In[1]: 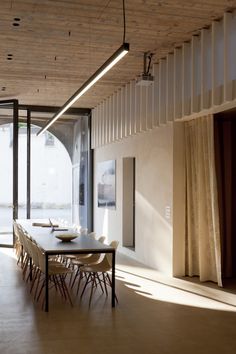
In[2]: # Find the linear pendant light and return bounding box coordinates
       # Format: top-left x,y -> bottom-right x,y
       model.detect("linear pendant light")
37,42 -> 129,136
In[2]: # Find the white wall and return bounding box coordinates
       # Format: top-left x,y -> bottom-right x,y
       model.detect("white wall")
94,124 -> 173,275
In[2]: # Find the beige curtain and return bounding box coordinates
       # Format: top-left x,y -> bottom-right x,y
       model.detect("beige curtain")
185,114 -> 222,286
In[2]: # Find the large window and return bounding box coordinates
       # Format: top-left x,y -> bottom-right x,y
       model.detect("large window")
0,112 -> 92,245
30,125 -> 72,223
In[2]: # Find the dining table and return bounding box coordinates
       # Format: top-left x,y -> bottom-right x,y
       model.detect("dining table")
16,219 -> 116,312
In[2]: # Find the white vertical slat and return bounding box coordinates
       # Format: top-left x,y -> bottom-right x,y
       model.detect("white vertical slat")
105,100 -> 108,145
113,92 -> 117,141
97,106 -> 100,147
140,86 -> 147,131
91,108 -> 96,149
117,89 -> 122,140
212,20 -> 224,106
130,80 -> 136,135
223,12 -> 236,102
191,35 -> 201,113
107,98 -> 111,144
224,12 -> 232,102
110,95 -> 114,143
108,98 -> 111,144
182,42 -> 191,116
121,86 -> 126,138
102,100 -> 106,145
135,84 -> 141,134
100,101 -> 105,146
106,98 -> 110,144
146,82 -> 153,129
159,58 -> 167,125
126,82 -> 131,136
95,106 -> 99,148
201,28 -> 212,110
167,53 -> 174,122
106,97 -> 109,144
97,103 -> 101,147
98,102 -> 102,146
103,100 -> 107,145
140,85 -> 147,132
99,102 -> 102,146
91,108 -> 95,149
174,47 -> 183,120
152,63 -> 159,127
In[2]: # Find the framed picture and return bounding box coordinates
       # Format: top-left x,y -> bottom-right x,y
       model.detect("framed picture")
97,160 -> 116,209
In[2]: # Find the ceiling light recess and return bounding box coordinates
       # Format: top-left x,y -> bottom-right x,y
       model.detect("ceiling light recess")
37,42 -> 129,136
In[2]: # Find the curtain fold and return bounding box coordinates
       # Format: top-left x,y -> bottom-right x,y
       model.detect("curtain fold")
185,115 -> 222,286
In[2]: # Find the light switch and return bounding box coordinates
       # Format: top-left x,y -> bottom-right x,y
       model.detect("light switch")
165,206 -> 171,219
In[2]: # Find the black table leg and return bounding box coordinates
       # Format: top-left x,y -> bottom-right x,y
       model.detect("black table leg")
45,253 -> 49,312
111,250 -> 116,307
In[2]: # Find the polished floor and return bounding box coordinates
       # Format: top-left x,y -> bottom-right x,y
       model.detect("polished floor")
1,248 -> 236,354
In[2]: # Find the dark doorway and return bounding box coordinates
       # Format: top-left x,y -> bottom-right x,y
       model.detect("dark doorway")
214,110 -> 236,280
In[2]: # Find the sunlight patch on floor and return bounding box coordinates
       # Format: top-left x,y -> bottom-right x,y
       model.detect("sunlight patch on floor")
116,268 -> 236,312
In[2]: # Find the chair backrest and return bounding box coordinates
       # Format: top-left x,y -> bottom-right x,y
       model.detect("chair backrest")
26,238 -> 39,268
88,231 -> 96,239
13,221 -> 24,245
80,228 -> 88,235
36,246 -> 46,272
83,236 -> 105,264
72,224 -> 81,232
98,236 -> 105,244
13,220 -> 20,241
18,228 -> 31,254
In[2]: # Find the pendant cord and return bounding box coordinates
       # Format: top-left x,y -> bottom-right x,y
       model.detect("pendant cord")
123,0 -> 126,43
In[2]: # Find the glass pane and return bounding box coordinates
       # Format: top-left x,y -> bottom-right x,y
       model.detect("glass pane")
30,126 -> 72,224
0,123 -> 13,245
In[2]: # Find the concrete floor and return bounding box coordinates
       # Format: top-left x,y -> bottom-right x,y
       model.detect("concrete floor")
1,248 -> 236,354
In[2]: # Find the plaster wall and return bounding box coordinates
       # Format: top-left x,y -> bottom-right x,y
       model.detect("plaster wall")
94,124 -> 173,275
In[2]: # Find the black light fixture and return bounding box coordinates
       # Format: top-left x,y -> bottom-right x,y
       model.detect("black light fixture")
37,43 -> 129,136
37,0 -> 129,136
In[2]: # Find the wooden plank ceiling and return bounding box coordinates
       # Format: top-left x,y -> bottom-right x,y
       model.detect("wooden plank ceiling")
0,0 -> 236,109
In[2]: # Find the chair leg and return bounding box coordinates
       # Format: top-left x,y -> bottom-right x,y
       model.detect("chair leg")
76,270 -> 87,295
22,255 -> 29,280
95,273 -> 104,293
69,264 -> 76,286
34,272 -> 42,301
30,267 -> 39,293
102,273 -> 108,295
60,275 -> 73,306
89,274 -> 96,307
71,266 -> 80,289
37,279 -> 45,302
80,273 -> 92,298
59,275 -> 68,300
